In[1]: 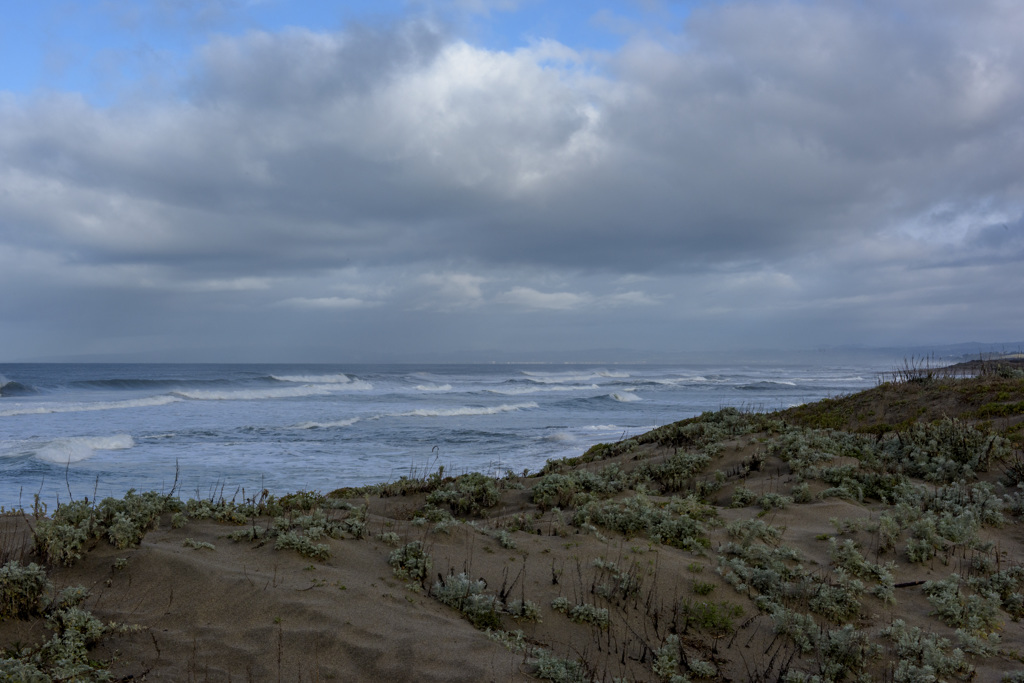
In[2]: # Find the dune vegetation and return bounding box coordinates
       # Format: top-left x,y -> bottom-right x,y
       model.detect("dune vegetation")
2,359 -> 1024,681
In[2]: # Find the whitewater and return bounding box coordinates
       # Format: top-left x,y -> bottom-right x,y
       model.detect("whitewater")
0,362 -> 889,509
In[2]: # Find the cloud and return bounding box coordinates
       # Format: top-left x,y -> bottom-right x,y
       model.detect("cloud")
2,1 -> 1024,359
418,272 -> 487,308
496,286 -> 589,310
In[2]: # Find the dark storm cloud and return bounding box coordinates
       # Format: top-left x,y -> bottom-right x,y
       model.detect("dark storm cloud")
1,0 -> 1023,360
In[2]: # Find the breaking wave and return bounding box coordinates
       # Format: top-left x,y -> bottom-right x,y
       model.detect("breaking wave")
296,417 -> 362,429
0,378 -> 36,397
486,383 -> 599,395
171,381 -> 372,401
398,402 -> 538,417
272,373 -> 352,384
521,370 -> 630,384
35,434 -> 135,464
415,384 -> 452,392
0,395 -> 182,417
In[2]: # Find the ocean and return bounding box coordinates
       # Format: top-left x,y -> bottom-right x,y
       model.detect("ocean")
0,362 -> 890,510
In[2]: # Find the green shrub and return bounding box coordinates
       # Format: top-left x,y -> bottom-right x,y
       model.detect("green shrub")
432,573 -> 501,629
388,541 -> 432,582
275,531 -> 330,560
425,472 -> 501,516
530,648 -> 588,683
0,561 -> 52,620
573,494 -> 710,550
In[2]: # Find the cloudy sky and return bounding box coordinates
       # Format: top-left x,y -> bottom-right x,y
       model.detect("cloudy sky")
1,0 -> 1022,362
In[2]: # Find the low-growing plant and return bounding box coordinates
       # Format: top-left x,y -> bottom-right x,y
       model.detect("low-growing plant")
573,493 -> 711,550
388,541 -> 432,583
922,574 -> 1002,635
0,561 -> 51,620
432,572 -> 502,629
883,619 -> 972,681
506,599 -> 542,622
275,531 -> 330,560
376,531 -> 401,546
530,648 -> 588,683
425,472 -> 501,516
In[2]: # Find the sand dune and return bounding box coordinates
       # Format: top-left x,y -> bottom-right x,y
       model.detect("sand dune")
3,364 -> 1024,681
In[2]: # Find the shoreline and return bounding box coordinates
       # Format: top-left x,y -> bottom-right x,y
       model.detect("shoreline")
3,366 -> 1024,680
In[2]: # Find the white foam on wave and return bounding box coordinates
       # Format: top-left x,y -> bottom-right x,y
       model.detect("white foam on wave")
610,392 -> 642,402
544,432 -> 575,442
398,402 -> 538,417
0,395 -> 181,417
521,370 -> 629,384
415,384 -> 452,392
35,434 -> 135,464
272,373 -> 351,384
654,376 -> 709,385
486,384 -> 599,395
296,417 -> 361,429
172,381 -> 372,401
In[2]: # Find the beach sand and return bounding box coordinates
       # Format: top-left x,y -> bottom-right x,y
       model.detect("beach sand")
3,366 -> 1024,681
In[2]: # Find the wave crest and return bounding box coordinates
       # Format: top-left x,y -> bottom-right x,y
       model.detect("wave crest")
398,402 -> 538,417
35,434 -> 135,464
0,395 -> 181,417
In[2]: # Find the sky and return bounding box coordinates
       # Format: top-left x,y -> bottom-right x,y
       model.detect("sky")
1,0 -> 1022,363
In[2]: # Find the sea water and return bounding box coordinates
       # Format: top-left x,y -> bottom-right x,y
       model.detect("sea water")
0,362 -> 890,509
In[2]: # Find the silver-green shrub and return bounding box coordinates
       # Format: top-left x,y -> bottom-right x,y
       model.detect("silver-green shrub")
0,561 -> 52,620
388,541 -> 432,582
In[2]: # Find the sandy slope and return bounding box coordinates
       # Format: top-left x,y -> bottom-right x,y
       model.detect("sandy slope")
4,368 -> 1024,681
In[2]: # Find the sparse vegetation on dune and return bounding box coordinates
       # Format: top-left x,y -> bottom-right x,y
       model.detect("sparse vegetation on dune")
4,363 -> 1024,680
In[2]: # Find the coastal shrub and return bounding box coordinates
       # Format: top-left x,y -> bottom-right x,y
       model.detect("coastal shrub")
652,634 -> 681,679
32,511 -> 90,567
647,451 -> 711,493
573,494 -> 710,550
0,585 -> 121,682
532,469 -> 621,510
817,625 -> 881,682
967,565 -> 1024,619
496,530 -> 516,549
34,491 -> 181,566
487,628 -> 529,652
718,541 -> 808,603
275,531 -> 330,560
432,572 -> 501,629
880,418 -> 1009,483
882,619 -> 971,681
506,599 -> 542,622
730,485 -> 758,508
726,519 -> 784,545
765,603 -> 820,653
566,602 -> 609,629
425,472 -> 501,516
828,539 -> 896,602
530,648 -> 588,683
679,599 -> 743,636
808,570 -> 864,623
182,538 -> 216,550
922,574 -> 1001,635
376,531 -> 401,546
0,561 -> 51,620
756,492 -> 793,511
690,658 -> 717,678
592,558 -> 642,602
388,541 -> 432,583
